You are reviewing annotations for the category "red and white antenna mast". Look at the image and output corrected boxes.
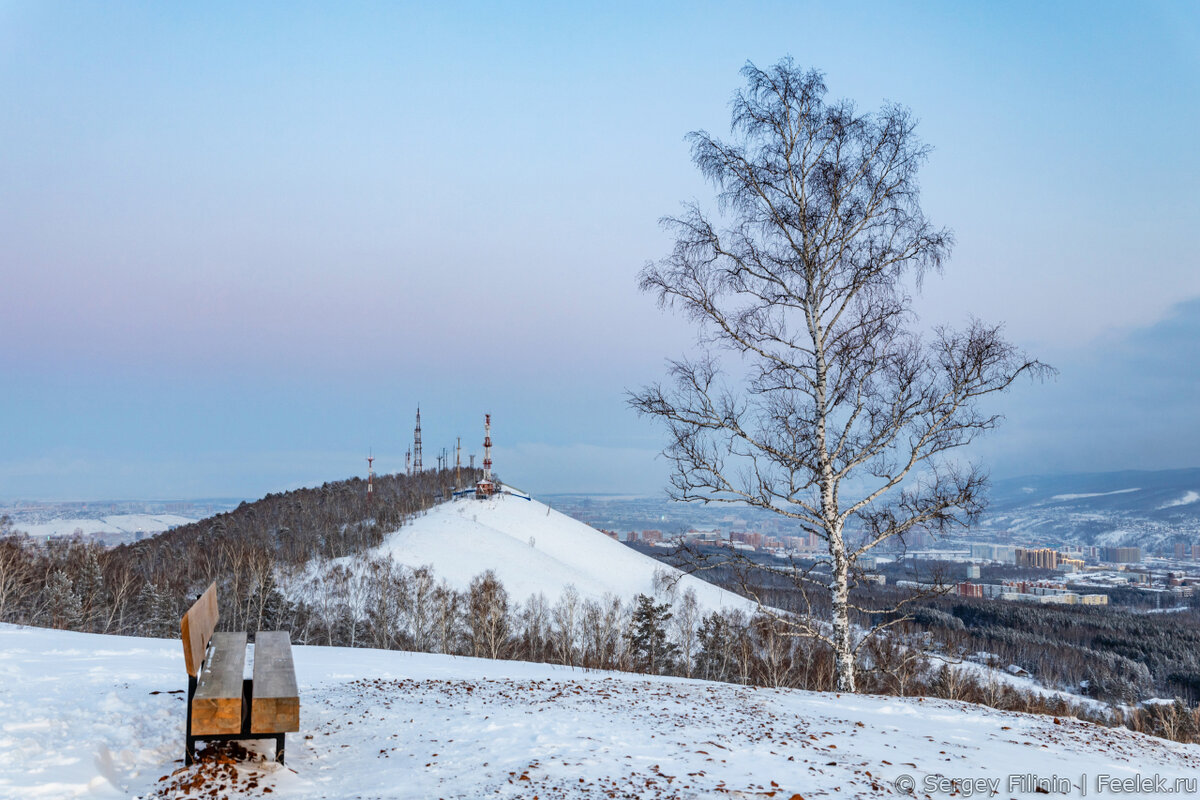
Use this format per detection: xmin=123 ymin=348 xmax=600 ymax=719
xmin=483 ymin=413 xmax=493 ymax=482
xmin=366 ymin=453 xmax=375 ymax=508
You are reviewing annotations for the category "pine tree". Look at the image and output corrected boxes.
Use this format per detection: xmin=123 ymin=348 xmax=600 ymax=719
xmin=77 ymin=548 xmax=105 ymax=631
xmin=248 ymin=570 xmax=288 ymax=634
xmin=45 ymin=569 xmax=83 ymax=630
xmin=138 ymin=581 xmax=178 ymax=638
xmin=627 ymin=594 xmax=678 ymax=675
xmin=695 ymin=611 xmax=736 ymax=683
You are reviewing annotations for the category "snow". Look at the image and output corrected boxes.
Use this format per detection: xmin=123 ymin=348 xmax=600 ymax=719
xmin=12 ymin=514 xmax=197 ymax=538
xmin=1096 ymin=528 xmax=1136 ymax=546
xmin=1160 ymin=491 xmax=1200 ymax=509
xmin=361 ymin=490 xmax=754 ymax=611
xmin=1141 ymin=606 xmax=1191 ymax=614
xmin=3 ymin=624 xmax=1199 ymax=799
xmin=952 ymin=657 xmax=1111 ymax=714
xmin=1048 ymin=488 xmax=1141 ymax=502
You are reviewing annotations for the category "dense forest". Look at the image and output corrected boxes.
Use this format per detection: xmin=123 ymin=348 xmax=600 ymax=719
xmin=634 ymin=544 xmax=1200 ymax=716
xmin=2 ymin=473 xmax=1199 ymax=746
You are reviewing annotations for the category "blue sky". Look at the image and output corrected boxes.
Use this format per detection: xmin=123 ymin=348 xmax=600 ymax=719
xmin=1 ymin=2 xmax=1198 ymax=500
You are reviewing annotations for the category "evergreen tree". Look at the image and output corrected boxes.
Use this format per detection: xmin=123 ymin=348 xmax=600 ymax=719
xmin=45 ymin=569 xmax=83 ymax=630
xmin=248 ymin=570 xmax=289 ymax=634
xmin=627 ymin=594 xmax=678 ymax=675
xmin=695 ymin=611 xmax=736 ymax=683
xmin=77 ymin=548 xmax=105 ymax=631
xmin=138 ymin=581 xmax=177 ymax=638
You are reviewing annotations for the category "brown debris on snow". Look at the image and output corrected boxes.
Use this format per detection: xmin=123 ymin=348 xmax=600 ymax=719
xmin=144 ymin=742 xmax=279 ymax=800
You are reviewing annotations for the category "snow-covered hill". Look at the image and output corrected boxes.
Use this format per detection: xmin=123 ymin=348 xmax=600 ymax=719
xmin=359 ymin=489 xmax=752 ymax=611
xmin=2 ymin=624 xmax=1199 ymax=799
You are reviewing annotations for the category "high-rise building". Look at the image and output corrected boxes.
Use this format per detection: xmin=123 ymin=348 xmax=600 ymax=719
xmin=1101 ymin=546 xmax=1142 ymax=564
xmin=1015 ymin=547 xmax=1059 ymax=570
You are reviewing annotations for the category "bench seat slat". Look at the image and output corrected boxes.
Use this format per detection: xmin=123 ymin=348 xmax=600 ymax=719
xmin=251 ymin=631 xmax=299 ymax=734
xmin=192 ymin=631 xmax=247 ymax=735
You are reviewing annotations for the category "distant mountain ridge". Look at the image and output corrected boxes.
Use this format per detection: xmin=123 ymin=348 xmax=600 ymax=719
xmin=980 ymin=467 xmax=1200 ymax=548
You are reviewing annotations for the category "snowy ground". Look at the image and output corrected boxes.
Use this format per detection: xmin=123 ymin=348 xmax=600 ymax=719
xmin=348 ymin=490 xmax=754 ymax=612
xmin=2 ymin=625 xmax=1199 ymax=799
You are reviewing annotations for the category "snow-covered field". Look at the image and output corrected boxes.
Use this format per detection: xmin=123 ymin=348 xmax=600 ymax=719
xmin=355 ymin=490 xmax=753 ymax=611
xmin=3 ymin=624 xmax=1199 ymax=799
xmin=11 ymin=514 xmax=198 ymax=539
xmin=1048 ymin=488 xmax=1141 ymax=503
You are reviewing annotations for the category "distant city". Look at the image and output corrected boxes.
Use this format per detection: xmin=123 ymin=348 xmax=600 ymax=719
xmin=0 ymin=498 xmax=243 ymax=546
xmin=548 ymin=494 xmax=1200 ymax=609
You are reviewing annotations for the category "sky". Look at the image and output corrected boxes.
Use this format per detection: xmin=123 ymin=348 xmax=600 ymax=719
xmin=1 ymin=1 xmax=1198 ymax=500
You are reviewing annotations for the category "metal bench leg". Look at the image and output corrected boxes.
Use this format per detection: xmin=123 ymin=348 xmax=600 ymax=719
xmin=185 ymin=675 xmax=198 ymax=766
xmin=275 ymin=733 xmax=285 ymax=764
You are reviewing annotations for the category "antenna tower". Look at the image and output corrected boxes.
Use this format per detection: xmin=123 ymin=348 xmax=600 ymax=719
xmin=483 ymin=413 xmax=493 ymax=482
xmin=413 ymin=406 xmax=423 ymax=473
xmin=366 ymin=453 xmax=375 ymax=508
xmin=455 ymin=437 xmax=462 ymax=488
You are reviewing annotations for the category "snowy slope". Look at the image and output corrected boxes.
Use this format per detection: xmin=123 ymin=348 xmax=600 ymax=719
xmin=365 ymin=490 xmax=753 ymax=611
xmin=3 ymin=624 xmax=1199 ymax=799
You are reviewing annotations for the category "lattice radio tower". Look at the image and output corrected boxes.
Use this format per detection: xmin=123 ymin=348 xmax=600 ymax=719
xmin=483 ymin=413 xmax=493 ymax=482
xmin=412 ymin=406 xmax=423 ymax=473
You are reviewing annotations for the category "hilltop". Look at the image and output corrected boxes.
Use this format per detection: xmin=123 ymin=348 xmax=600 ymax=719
xmin=3 ymin=623 xmax=1199 ymax=799
xmin=353 ymin=488 xmax=752 ymax=610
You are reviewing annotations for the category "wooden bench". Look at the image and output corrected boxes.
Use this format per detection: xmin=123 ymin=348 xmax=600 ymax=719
xmin=180 ymin=583 xmax=300 ymax=765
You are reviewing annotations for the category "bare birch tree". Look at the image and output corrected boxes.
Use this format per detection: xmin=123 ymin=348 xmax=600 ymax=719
xmin=468 ymin=570 xmax=512 ymax=660
xmin=631 ymin=59 xmax=1048 ymax=692
xmin=0 ymin=527 xmax=33 ymax=623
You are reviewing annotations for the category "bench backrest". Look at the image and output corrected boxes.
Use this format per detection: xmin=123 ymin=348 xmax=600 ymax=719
xmin=180 ymin=582 xmax=218 ymax=677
